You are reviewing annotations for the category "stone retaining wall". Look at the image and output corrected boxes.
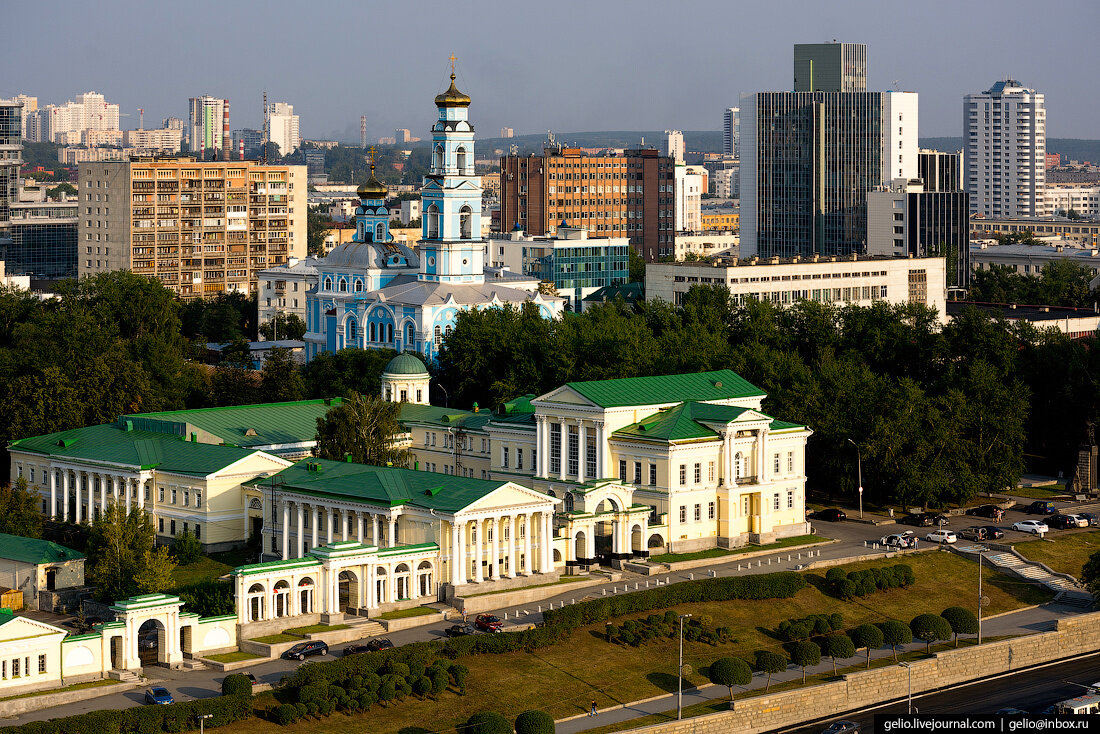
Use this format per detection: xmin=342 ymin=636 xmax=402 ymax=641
xmin=454 ymin=578 xmax=603 ymax=614
xmin=661 ymin=540 xmax=836 ymax=573
xmin=622 ymin=610 xmax=1100 ymax=734
xmin=0 ymin=680 xmax=140 ymax=717
xmin=378 ymin=611 xmax=446 ymax=632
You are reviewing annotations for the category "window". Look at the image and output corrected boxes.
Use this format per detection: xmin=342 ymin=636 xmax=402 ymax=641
xmin=567 ymin=425 xmax=579 ymax=475
xmin=183 ymin=522 xmax=189 ymax=534
xmin=734 ymin=452 xmax=743 ymax=479
xmin=787 ymin=452 xmax=793 ymax=473
xmin=787 ymin=490 xmax=794 ymax=509
xmin=159 ymin=487 xmax=165 ymax=502
xmin=634 ymin=461 xmax=642 ymax=484
xmin=195 ymin=490 xmax=201 ymax=507
xmin=619 ymin=459 xmax=627 ymax=481
xmin=502 ymin=447 xmax=510 ymax=469
xmin=708 ymin=461 xmax=715 ymax=482
xmin=425 ymin=432 xmax=430 ymax=446
xmin=12 ymin=658 xmax=18 ymax=677
xmin=693 ymin=504 xmax=701 ymax=521
xmin=195 ymin=524 xmax=201 ymax=539
xmin=585 ymin=429 xmax=597 ymax=478
xmin=679 ymin=506 xmax=687 ymax=523
xmin=183 ymin=489 xmax=189 ymax=506
xmin=694 ymin=463 xmax=701 ymax=483
xmin=171 ymin=488 xmax=177 ymax=504
xmin=679 ymin=464 xmax=686 ymax=486
xmin=38 ymin=654 xmax=46 ymax=673
xmin=743 ymin=496 xmax=750 ymax=516
xmin=550 ymin=425 xmax=562 ymax=474
xmin=532 ymin=448 xmax=537 ymax=472
xmin=170 ymin=519 xmax=176 ymax=535
xmin=774 ymin=494 xmax=780 ymax=511
xmin=649 ymin=463 xmax=657 ymax=486
xmin=773 ymin=454 xmax=780 ymax=474
xmin=159 ymin=518 xmax=164 ymax=532
xmin=516 ymin=448 xmax=523 ymax=470
xmin=708 ymin=501 xmax=715 ymax=520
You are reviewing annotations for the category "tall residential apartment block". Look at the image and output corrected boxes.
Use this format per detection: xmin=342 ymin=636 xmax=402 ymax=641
xmin=25 ymin=91 xmax=119 ymax=144
xmin=740 ymin=89 xmax=918 ymax=257
xmin=964 ymin=80 xmax=1047 ymax=218
xmin=0 ymin=101 xmax=21 ymax=236
xmin=722 ymin=107 xmax=739 ymax=158
xmin=188 ymin=96 xmax=228 ymax=157
xmin=793 ymin=42 xmax=867 ymax=92
xmin=11 ymin=95 xmax=36 ymax=139
xmin=78 ymin=157 xmax=306 ymax=298
xmin=664 ymin=130 xmax=685 ymax=164
xmin=499 ymin=146 xmax=676 ymax=261
xmin=268 ymin=102 xmax=301 ymax=156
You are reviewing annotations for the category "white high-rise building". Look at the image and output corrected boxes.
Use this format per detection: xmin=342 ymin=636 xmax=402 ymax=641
xmin=723 ymin=107 xmax=739 ymax=158
xmin=964 ymin=80 xmax=1047 ymax=218
xmin=674 ymin=165 xmax=704 ymax=232
xmin=664 ymin=130 xmax=684 ymax=164
xmin=268 ymin=102 xmax=300 ymax=156
xmin=188 ymin=96 xmax=227 ymax=157
xmin=11 ymin=95 xmax=37 ymax=140
xmin=30 ymin=92 xmax=119 ymax=144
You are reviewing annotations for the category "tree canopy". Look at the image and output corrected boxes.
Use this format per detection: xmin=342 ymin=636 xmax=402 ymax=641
xmin=315 ymin=392 xmax=412 ymax=468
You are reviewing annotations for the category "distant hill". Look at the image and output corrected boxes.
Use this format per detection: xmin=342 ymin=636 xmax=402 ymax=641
xmin=921 ymin=137 xmax=1100 ymax=163
xmin=471 ymin=131 xmax=725 ymax=156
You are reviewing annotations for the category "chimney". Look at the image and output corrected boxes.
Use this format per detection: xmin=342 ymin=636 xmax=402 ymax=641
xmin=221 ymin=99 xmax=231 ymax=161
xmin=239 ymin=139 xmax=244 ymax=160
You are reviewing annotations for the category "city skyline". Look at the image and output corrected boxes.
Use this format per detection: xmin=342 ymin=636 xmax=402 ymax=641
xmin=6 ymin=0 xmax=1098 ymax=143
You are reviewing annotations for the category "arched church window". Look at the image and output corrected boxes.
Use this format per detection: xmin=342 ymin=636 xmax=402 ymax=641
xmin=427 ymin=205 xmax=439 ymax=239
xmin=459 ymin=205 xmax=472 ymax=240
xmin=345 ymin=318 xmax=357 ymax=341
xmin=370 ymin=322 xmax=377 ymax=342
xmin=433 ymin=145 xmax=444 ymax=172
xmin=445 ymin=324 xmax=452 ymax=337
xmin=324 ymin=277 xmax=332 ymax=291
xmin=355 ymin=280 xmax=363 ymax=292
xmin=433 ymin=325 xmax=442 ymax=346
xmin=339 ymin=279 xmax=347 ymax=292
xmin=387 ymin=323 xmax=393 ymax=342
xmin=406 ymin=323 xmax=415 ymax=345
xmin=456 ymin=146 xmax=467 ymax=172
xmin=564 ymin=493 xmax=574 ymax=512
xmin=376 ymin=222 xmax=385 ymax=241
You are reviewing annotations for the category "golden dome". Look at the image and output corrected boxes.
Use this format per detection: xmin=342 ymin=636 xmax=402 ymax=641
xmin=357 ymin=164 xmax=387 ymax=199
xmin=435 ymin=73 xmax=471 ymax=108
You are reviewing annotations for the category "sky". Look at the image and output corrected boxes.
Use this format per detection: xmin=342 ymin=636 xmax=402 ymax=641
xmin=8 ymin=0 xmax=1099 ymax=143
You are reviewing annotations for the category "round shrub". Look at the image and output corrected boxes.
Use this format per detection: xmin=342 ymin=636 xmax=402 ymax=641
xmin=378 ymin=679 xmax=397 ymax=702
xmin=293 ymin=702 xmax=308 ymax=718
xmin=941 ymin=606 xmax=979 ymax=646
xmin=412 ymin=675 xmax=432 ymax=696
xmin=911 ymin=613 xmax=953 ymax=652
xmin=221 ymin=673 xmax=253 ymax=697
xmin=515 ymin=708 xmax=556 ymax=734
xmin=825 ymin=567 xmax=846 ymax=583
xmin=838 ymin=578 xmax=857 ymax=600
xmin=465 ymin=710 xmax=513 ymax=734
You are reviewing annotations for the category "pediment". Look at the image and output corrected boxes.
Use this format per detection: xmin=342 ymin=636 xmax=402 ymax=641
xmin=533 ymin=385 xmax=597 ymax=407
xmin=460 ymin=482 xmax=557 ymax=515
xmin=0 ymin=616 xmax=67 ymax=642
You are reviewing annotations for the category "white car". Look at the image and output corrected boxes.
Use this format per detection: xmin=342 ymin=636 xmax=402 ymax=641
xmin=925 ymin=530 xmax=957 ymax=544
xmin=880 ymin=532 xmax=916 ymax=549
xmin=1065 ymin=514 xmax=1090 ymax=528
xmin=1013 ymin=520 xmax=1049 ymax=534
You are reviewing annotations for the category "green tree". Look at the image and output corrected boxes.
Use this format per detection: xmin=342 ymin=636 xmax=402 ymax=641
xmin=46 ymin=183 xmax=77 ymax=200
xmin=821 ymin=633 xmax=856 ymax=675
xmin=210 ymin=363 xmax=258 ymax=407
xmin=464 ymin=711 xmax=512 ymax=734
xmin=0 ymin=478 xmax=44 ymax=538
xmin=134 ymin=546 xmax=177 ymax=594
xmin=315 ymin=392 xmax=411 ymax=467
xmin=170 ymin=530 xmax=203 ymax=565
xmin=259 ymin=347 xmax=306 ymax=403
xmin=754 ymin=650 xmax=787 ymax=691
xmin=222 ymin=673 xmax=253 ymax=697
xmin=303 ymin=348 xmax=397 ymax=400
xmin=707 ymin=656 xmax=752 ymax=703
xmin=789 ymin=640 xmax=821 ymax=683
xmin=910 ymin=614 xmax=953 ymax=653
xmin=85 ymin=503 xmax=156 ymax=602
xmin=307 ymin=206 xmax=335 ymax=256
xmin=259 ymin=313 xmax=307 ymax=341
xmin=1082 ymin=550 xmax=1100 ymax=602
xmin=628 ymin=247 xmax=646 ymax=283
xmin=848 ymin=623 xmax=884 ymax=669
xmin=940 ymin=606 xmax=979 ymax=647
xmin=879 ymin=620 xmax=913 ymax=661
xmin=514 ymin=709 xmax=555 ymax=734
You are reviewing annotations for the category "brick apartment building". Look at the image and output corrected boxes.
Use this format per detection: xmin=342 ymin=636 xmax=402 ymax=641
xmin=500 ymin=146 xmax=675 ymax=261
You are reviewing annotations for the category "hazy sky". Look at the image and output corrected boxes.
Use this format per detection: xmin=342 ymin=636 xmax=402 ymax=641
xmin=8 ymin=0 xmax=1099 ymax=142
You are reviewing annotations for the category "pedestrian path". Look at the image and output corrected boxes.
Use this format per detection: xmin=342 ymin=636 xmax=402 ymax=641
xmin=954 ymin=544 xmax=1091 ymax=603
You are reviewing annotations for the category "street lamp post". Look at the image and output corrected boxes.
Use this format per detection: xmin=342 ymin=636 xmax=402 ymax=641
xmin=847 ymin=439 xmax=863 ymax=519
xmin=198 ymin=713 xmax=213 ymax=734
xmin=677 ymin=613 xmax=692 ymax=720
xmin=978 ymin=549 xmax=986 ymax=645
xmin=899 ymin=661 xmax=913 ymax=714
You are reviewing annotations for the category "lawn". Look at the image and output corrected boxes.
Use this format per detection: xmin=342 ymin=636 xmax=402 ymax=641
xmin=171 ymin=547 xmax=256 ymax=588
xmin=286 ymin=623 xmax=350 ymax=635
xmin=1013 ymin=530 xmax=1100 ymax=578
xmin=463 ymin=577 xmax=587 ymax=598
xmin=250 ymin=633 xmax=299 ymax=644
xmin=219 ymin=551 xmax=1050 ymax=734
xmin=376 ymin=607 xmax=439 ymax=620
xmin=205 ymin=651 xmax=263 ymax=663
xmin=649 ymin=534 xmax=829 ymax=564
xmin=1010 ymin=483 xmax=1067 ymax=501
xmin=0 ymin=678 xmax=118 ymax=702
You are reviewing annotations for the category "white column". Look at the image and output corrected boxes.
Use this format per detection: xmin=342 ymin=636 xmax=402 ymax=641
xmin=611 ymin=516 xmax=621 ymax=555
xmin=73 ymin=472 xmax=82 ymax=524
xmin=356 ymin=513 xmax=364 ymax=543
xmin=311 ymin=505 xmax=319 ymax=549
xmin=473 ymin=520 xmax=483 ymax=582
xmin=100 ymin=476 xmax=107 ymax=516
xmin=372 ymin=515 xmax=380 ymax=545
xmin=387 ymin=564 xmax=397 ymax=603
xmin=523 ymin=513 xmax=533 ymax=574
xmin=281 ymin=501 xmax=290 ymax=559
xmin=537 ymin=416 xmax=549 ymax=477
xmin=295 ymin=503 xmax=304 ymax=558
xmin=489 ymin=517 xmax=500 ymax=580
xmin=112 ymin=475 xmax=120 ymax=504
xmin=758 ymin=429 xmax=767 ymax=481
xmin=49 ymin=470 xmax=57 ymax=520
xmin=366 ymin=563 xmax=375 ymax=609
xmin=325 ymin=507 xmax=334 ymax=544
xmin=451 ymin=520 xmax=464 ymax=586
xmin=594 ymin=420 xmax=605 ymax=479
xmin=506 ymin=515 xmax=517 ymax=578
xmin=560 ymin=421 xmax=568 ymax=477
xmin=340 ymin=509 xmax=349 ymax=541
xmin=137 ymin=478 xmax=145 ymax=511
xmin=577 ymin=419 xmax=587 ymax=484
xmin=542 ymin=512 xmax=553 ymax=572
xmin=388 ymin=517 xmax=397 ymax=548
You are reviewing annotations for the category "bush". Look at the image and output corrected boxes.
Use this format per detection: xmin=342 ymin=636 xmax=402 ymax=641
xmin=451 ymin=663 xmax=469 ymax=694
xmin=941 ymin=606 xmax=979 ymax=646
xmin=272 ymin=704 xmax=299 ymax=725
xmin=464 ymin=711 xmax=513 ymax=734
xmin=707 ymin=656 xmax=752 ymax=701
xmin=911 ymin=613 xmax=954 ymax=652
xmin=3 ymin=693 xmax=253 ymax=734
xmin=878 ymin=619 xmax=913 ymax=661
xmin=515 ymin=709 xmax=556 ymax=734
xmin=171 ymin=530 xmax=203 ymax=565
xmin=378 ymin=679 xmax=397 ymax=702
xmin=827 ymin=564 xmax=915 ymax=600
xmin=174 ymin=579 xmax=235 ymax=618
xmin=776 ymin=613 xmax=842 ymax=642
xmin=790 ymin=640 xmax=821 ymax=682
xmin=754 ymin=649 xmax=787 ymax=691
xmin=221 ymin=673 xmax=253 ymax=697
xmin=412 ymin=675 xmax=432 ymax=696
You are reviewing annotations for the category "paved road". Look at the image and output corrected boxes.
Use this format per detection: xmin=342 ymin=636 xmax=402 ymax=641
xmin=3 ymin=496 xmax=1096 ymax=728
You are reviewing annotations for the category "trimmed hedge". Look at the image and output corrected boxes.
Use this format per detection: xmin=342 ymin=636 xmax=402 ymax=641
xmin=827 ymin=564 xmax=915 ymax=599
xmin=776 ymin=613 xmax=843 ymax=641
xmin=5 ymin=693 xmax=252 ymax=734
xmin=221 ymin=673 xmax=253 ymax=697
xmin=606 ymin=611 xmax=732 ymax=647
xmin=515 ymin=709 xmax=556 ymax=734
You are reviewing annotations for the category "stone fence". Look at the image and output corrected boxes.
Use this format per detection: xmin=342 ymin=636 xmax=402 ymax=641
xmin=623 ymin=610 xmax=1100 ymax=734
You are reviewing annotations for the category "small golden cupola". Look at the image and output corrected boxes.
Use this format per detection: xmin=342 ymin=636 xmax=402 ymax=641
xmin=434 ymin=73 xmax=471 ymax=108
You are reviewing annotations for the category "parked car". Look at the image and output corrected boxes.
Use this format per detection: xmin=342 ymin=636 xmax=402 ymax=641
xmin=1012 ymin=520 xmax=1049 ymax=534
xmin=960 ymin=527 xmax=990 ymax=541
xmin=879 ymin=531 xmax=916 ymax=549
xmin=900 ymin=513 xmax=934 ymax=527
xmin=1065 ymin=514 xmax=1090 ymax=528
xmin=1077 ymin=513 xmax=1100 ymax=527
xmin=1049 ymin=514 xmax=1081 ymax=530
xmin=445 ymin=624 xmax=477 ymax=637
xmin=995 ymin=708 xmax=1029 ymax=715
xmin=979 ymin=526 xmax=1005 ymax=540
xmin=475 ymin=614 xmax=503 ymax=632
xmin=926 ymin=513 xmax=951 ymax=526
xmin=283 ymin=641 xmax=328 ymax=660
xmin=1027 ymin=500 xmax=1057 ymax=515
xmin=813 ymin=508 xmax=847 ymax=522
xmin=364 ymin=638 xmax=394 ymax=652
xmin=242 ymin=672 xmax=258 ymax=686
xmin=966 ymin=504 xmax=1005 ymax=519
xmin=144 ymin=687 xmax=174 ymax=705
xmin=821 ymin=721 xmax=861 ymax=734
xmin=343 ymin=644 xmax=372 ymax=656
xmin=925 ymin=530 xmax=957 ymax=544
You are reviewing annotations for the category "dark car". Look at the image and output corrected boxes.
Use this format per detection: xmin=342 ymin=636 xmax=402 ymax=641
xmin=813 ymin=508 xmax=847 ymax=522
xmin=966 ymin=504 xmax=1005 ymax=519
xmin=364 ymin=637 xmax=394 ymax=652
xmin=979 ymin=526 xmax=1005 ymax=539
xmin=144 ymin=687 xmax=174 ymax=705
xmin=1027 ymin=500 xmax=1057 ymax=515
xmin=1078 ymin=513 xmax=1100 ymax=527
xmin=900 ymin=513 xmax=934 ymax=527
xmin=445 ymin=624 xmax=477 ymax=637
xmin=1048 ymin=514 xmax=1078 ymax=530
xmin=475 ymin=614 xmax=503 ymax=632
xmin=343 ymin=644 xmax=372 ymax=656
xmin=821 ymin=721 xmax=861 ymax=734
xmin=283 ymin=641 xmax=328 ymax=660
xmin=926 ymin=513 xmax=951 ymax=526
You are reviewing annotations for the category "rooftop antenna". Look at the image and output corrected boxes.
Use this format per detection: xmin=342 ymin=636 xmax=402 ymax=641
xmin=893 ymin=79 xmax=902 ymax=91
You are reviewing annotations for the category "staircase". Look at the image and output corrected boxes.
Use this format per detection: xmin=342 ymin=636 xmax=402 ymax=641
xmin=954 ymin=544 xmax=1093 ymax=605
xmin=109 ymin=669 xmax=141 ymax=683
xmin=182 ymin=658 xmax=207 ymax=671
xmin=345 ymin=617 xmax=386 ymax=638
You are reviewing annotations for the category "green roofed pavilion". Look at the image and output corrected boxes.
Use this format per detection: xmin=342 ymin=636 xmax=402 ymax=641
xmin=563 ymin=369 xmax=763 ymax=408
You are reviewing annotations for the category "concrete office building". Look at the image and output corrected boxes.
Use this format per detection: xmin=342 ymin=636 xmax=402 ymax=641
xmin=257 ymin=255 xmax=321 ymax=335
xmin=964 ymin=80 xmax=1047 ymax=218
xmin=1046 ymin=185 xmax=1100 ymax=219
xmin=793 ymin=42 xmax=867 ymax=92
xmin=500 ymin=146 xmax=676 ymax=261
xmin=723 ymin=107 xmax=739 ymax=158
xmin=675 ymin=165 xmax=704 ymax=232
xmin=268 ymin=102 xmax=301 ymax=156
xmin=970 ymin=217 xmax=1100 ymax=247
xmin=919 ymin=149 xmax=962 ymax=193
xmin=867 ymin=181 xmax=970 ymax=287
xmin=646 ymin=253 xmax=947 ymax=319
xmin=664 ymin=130 xmax=685 ymax=164
xmin=3 ymin=196 xmax=79 ymax=281
xmin=78 ymin=156 xmax=306 ymax=298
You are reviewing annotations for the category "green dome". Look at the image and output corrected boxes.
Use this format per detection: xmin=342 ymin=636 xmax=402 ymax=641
xmin=384 ymin=352 xmax=428 ymax=376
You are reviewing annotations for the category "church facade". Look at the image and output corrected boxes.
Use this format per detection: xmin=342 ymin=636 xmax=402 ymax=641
xmin=304 ymin=73 xmax=565 ymax=363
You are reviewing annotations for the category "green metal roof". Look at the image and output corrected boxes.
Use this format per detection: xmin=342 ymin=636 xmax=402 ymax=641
xmin=614 ymin=402 xmax=806 ymax=443
xmin=252 ymin=457 xmax=525 ymax=514
xmin=398 ymin=404 xmax=492 ymax=431
xmin=0 ymin=533 xmax=83 ymax=566
xmin=121 ymin=399 xmax=344 ymax=450
xmin=9 ymin=423 xmax=267 ymax=476
xmin=565 ymin=370 xmax=764 ymax=408
xmin=383 ymin=352 xmax=429 ymax=376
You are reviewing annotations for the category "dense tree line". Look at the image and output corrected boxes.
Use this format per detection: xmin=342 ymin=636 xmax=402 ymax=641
xmin=969 ymin=260 xmax=1100 ymax=308
xmin=436 ymin=288 xmax=1100 ymax=508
